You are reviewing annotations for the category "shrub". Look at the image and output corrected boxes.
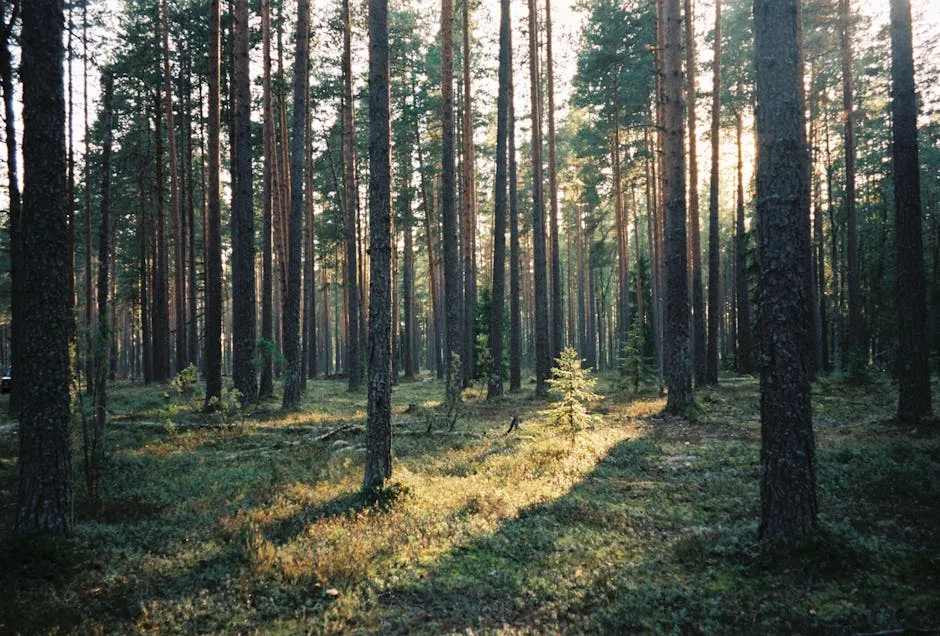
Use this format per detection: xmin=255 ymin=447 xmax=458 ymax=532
xmin=544 ymin=347 xmax=602 ymax=438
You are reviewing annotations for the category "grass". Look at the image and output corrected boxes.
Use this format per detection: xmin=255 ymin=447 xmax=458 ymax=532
xmin=0 ymin=371 xmax=938 ymax=634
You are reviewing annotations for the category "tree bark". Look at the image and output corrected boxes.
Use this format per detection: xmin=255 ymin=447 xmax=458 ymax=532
xmin=16 ymin=0 xmax=73 ymax=534
xmin=662 ymin=0 xmax=693 ymax=412
xmin=545 ymin=0 xmax=563 ymax=360
xmin=204 ymin=0 xmax=223 ymax=405
xmin=343 ymin=0 xmax=361 ymax=391
xmin=890 ymin=0 xmax=932 ymax=421
xmin=442 ymin=0 xmax=462 ymax=402
xmin=735 ymin=109 xmax=751 ymax=374
xmin=488 ymin=0 xmax=511 ymax=399
xmin=685 ymin=0 xmax=706 ymax=386
xmin=461 ymin=0 xmax=477 ymax=388
xmin=508 ymin=46 xmax=521 ymax=393
xmin=754 ymin=0 xmax=816 ymax=541
xmin=259 ymin=0 xmax=275 ymax=399
xmin=364 ymin=0 xmax=392 ymax=492
xmin=528 ymin=0 xmax=550 ymax=395
xmin=704 ymin=0 xmax=721 ymax=385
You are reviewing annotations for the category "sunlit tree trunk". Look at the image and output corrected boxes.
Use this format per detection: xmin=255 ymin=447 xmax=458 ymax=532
xmin=545 ymin=0 xmax=563 ymax=359
xmin=442 ymin=0 xmax=462 ymax=401
xmin=343 ymin=0 xmax=361 ymax=392
xmin=704 ymin=0 xmax=721 ymax=385
xmin=685 ymin=0 xmax=705 ymax=386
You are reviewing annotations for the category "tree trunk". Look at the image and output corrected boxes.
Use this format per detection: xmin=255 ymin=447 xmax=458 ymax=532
xmin=364 ymin=0 xmax=392 ymax=492
xmin=461 ymin=0 xmax=477 ymax=388
xmin=442 ymin=0 xmax=462 ymax=402
xmin=508 ymin=47 xmax=522 ymax=393
xmin=304 ymin=104 xmax=317 ymax=382
xmin=662 ymin=0 xmax=692 ymax=412
xmin=528 ymin=0 xmax=550 ymax=395
xmin=545 ymin=0 xmax=563 ymax=360
xmin=754 ymin=0 xmax=816 ymax=541
xmin=684 ymin=0 xmax=705 ymax=386
xmin=488 ymin=0 xmax=511 ymax=399
xmin=204 ymin=0 xmax=223 ymax=404
xmin=343 ymin=0 xmax=361 ymax=392
xmin=259 ymin=0 xmax=275 ymax=399
xmin=612 ymin=107 xmax=630 ymax=375
xmin=281 ymin=0 xmax=309 ymax=409
xmin=735 ymin=109 xmax=751 ymax=374
xmin=16 ymin=0 xmax=73 ymax=534
xmin=890 ymin=0 xmax=932 ymax=421
xmin=704 ymin=0 xmax=721 ymax=385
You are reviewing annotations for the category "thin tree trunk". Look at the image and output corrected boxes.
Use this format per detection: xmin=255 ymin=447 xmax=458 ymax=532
xmin=152 ymin=87 xmax=170 ymax=382
xmin=840 ymin=0 xmax=861 ymax=371
xmin=343 ymin=0 xmax=361 ymax=391
xmin=461 ymin=0 xmax=477 ymax=388
xmin=704 ymin=0 xmax=721 ymax=385
xmin=545 ymin=0 xmax=563 ymax=359
xmin=442 ymin=0 xmax=462 ymax=402
xmin=260 ymin=0 xmax=275 ymax=399
xmin=204 ymin=0 xmax=223 ymax=404
xmin=735 ymin=109 xmax=751 ymax=374
xmin=684 ymin=0 xmax=705 ymax=386
xmin=304 ymin=102 xmax=316 ymax=382
xmin=508 ymin=48 xmax=521 ymax=392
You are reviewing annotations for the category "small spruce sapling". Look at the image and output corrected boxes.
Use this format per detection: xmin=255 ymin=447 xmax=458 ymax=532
xmin=544 ymin=347 xmax=602 ymax=438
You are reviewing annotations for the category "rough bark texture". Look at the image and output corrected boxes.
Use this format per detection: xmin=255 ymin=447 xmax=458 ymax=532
xmin=487 ymin=0 xmax=511 ymax=399
xmin=282 ymin=0 xmax=309 ymax=409
xmin=528 ymin=0 xmax=550 ymax=396
xmin=442 ymin=0 xmax=462 ymax=402
xmin=890 ymin=0 xmax=932 ymax=421
xmin=754 ymin=0 xmax=817 ymax=541
xmin=612 ymin=108 xmax=630 ymax=374
xmin=304 ymin=107 xmax=317 ymax=382
xmin=704 ymin=0 xmax=721 ymax=385
xmin=662 ymin=0 xmax=693 ymax=413
xmin=508 ymin=48 xmax=521 ymax=393
xmin=343 ymin=0 xmax=361 ymax=392
xmin=17 ymin=0 xmax=73 ymax=534
xmin=364 ymin=0 xmax=392 ymax=492
xmin=260 ymin=0 xmax=275 ymax=400
xmin=204 ymin=0 xmax=223 ymax=404
xmin=232 ymin=0 xmax=257 ymax=404
xmin=461 ymin=0 xmax=477 ymax=389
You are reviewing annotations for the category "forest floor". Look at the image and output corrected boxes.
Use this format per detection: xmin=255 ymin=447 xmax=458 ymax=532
xmin=0 ymin=371 xmax=938 ymax=634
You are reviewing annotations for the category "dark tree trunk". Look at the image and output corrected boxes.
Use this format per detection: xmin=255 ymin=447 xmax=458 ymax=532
xmin=442 ymin=0 xmax=462 ymax=402
xmin=488 ymin=0 xmax=511 ymax=399
xmin=704 ymin=0 xmax=721 ymax=385
xmin=152 ymin=88 xmax=171 ymax=382
xmin=82 ymin=0 xmax=93 ymax=397
xmin=461 ymin=0 xmax=477 ymax=389
xmin=662 ymin=0 xmax=693 ymax=412
xmin=364 ymin=0 xmax=392 ymax=492
xmin=890 ymin=0 xmax=932 ymax=421
xmin=88 ymin=69 xmax=114 ymax=502
xmin=612 ymin=108 xmax=630 ymax=374
xmin=16 ymin=0 xmax=73 ymax=534
xmin=685 ymin=0 xmax=706 ymax=386
xmin=282 ymin=0 xmax=309 ymax=409
xmin=343 ymin=0 xmax=361 ymax=392
xmin=735 ymin=110 xmax=751 ymax=374
xmin=304 ymin=104 xmax=316 ymax=382
xmin=840 ymin=0 xmax=862 ymax=371
xmin=260 ymin=0 xmax=275 ymax=399
xmin=528 ymin=0 xmax=550 ymax=395
xmin=754 ymin=0 xmax=817 ymax=541
xmin=204 ymin=0 xmax=223 ymax=404
xmin=161 ymin=0 xmax=185 ymax=375
xmin=508 ymin=51 xmax=521 ymax=393
xmin=401 ymin=159 xmax=416 ymax=380
xmin=232 ymin=0 xmax=257 ymax=404
xmin=545 ymin=0 xmax=563 ymax=360
xmin=185 ymin=65 xmax=199 ymax=370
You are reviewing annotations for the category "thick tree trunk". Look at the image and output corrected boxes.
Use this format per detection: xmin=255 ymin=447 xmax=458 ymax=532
xmin=662 ymin=0 xmax=693 ymax=412
xmin=204 ymin=0 xmax=223 ymax=404
xmin=364 ymin=0 xmax=392 ymax=492
xmin=890 ymin=0 xmax=932 ymax=421
xmin=528 ymin=0 xmax=550 ymax=395
xmin=754 ymin=0 xmax=817 ymax=541
xmin=704 ymin=0 xmax=721 ymax=385
xmin=488 ymin=0 xmax=511 ymax=399
xmin=343 ymin=0 xmax=361 ymax=392
xmin=282 ymin=0 xmax=309 ymax=409
xmin=16 ymin=0 xmax=73 ymax=534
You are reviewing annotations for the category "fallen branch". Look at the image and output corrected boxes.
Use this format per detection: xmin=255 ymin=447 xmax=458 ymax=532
xmin=311 ymin=423 xmax=360 ymax=442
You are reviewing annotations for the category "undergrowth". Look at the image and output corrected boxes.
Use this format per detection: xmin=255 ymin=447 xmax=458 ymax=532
xmin=0 ymin=372 xmax=937 ymax=634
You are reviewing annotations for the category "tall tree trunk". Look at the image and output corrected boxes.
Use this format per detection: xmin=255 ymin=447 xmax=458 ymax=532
xmin=416 ymin=124 xmax=442 ymax=378
xmin=612 ymin=101 xmax=630 ymax=374
xmin=364 ymin=0 xmax=392 ymax=492
xmin=662 ymin=0 xmax=693 ymax=412
xmin=704 ymin=0 xmax=721 ymax=385
xmin=442 ymin=0 xmax=462 ymax=402
xmin=840 ymin=0 xmax=861 ymax=371
xmin=260 ymin=0 xmax=275 ymax=399
xmin=83 ymin=0 xmax=93 ymax=397
xmin=545 ymin=0 xmax=563 ymax=359
xmin=304 ymin=104 xmax=317 ymax=382
xmin=488 ymin=0 xmax=511 ymax=399
xmin=461 ymin=0 xmax=477 ymax=388
xmin=890 ymin=0 xmax=932 ymax=421
xmin=734 ymin=109 xmax=751 ymax=374
xmin=152 ymin=87 xmax=170 ymax=382
xmin=204 ymin=0 xmax=223 ymax=404
xmin=685 ymin=0 xmax=706 ymax=386
xmin=343 ymin=0 xmax=361 ymax=391
xmin=282 ymin=0 xmax=309 ymax=409
xmin=185 ymin=64 xmax=199 ymax=370
xmin=754 ymin=0 xmax=816 ymax=541
xmin=508 ymin=46 xmax=521 ymax=393
xmin=16 ymin=0 xmax=72 ymax=534
xmin=576 ymin=206 xmax=587 ymax=360
xmin=161 ymin=0 xmax=186 ymax=374
xmin=90 ymin=70 xmax=114 ymax=502
xmin=528 ymin=0 xmax=549 ymax=395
